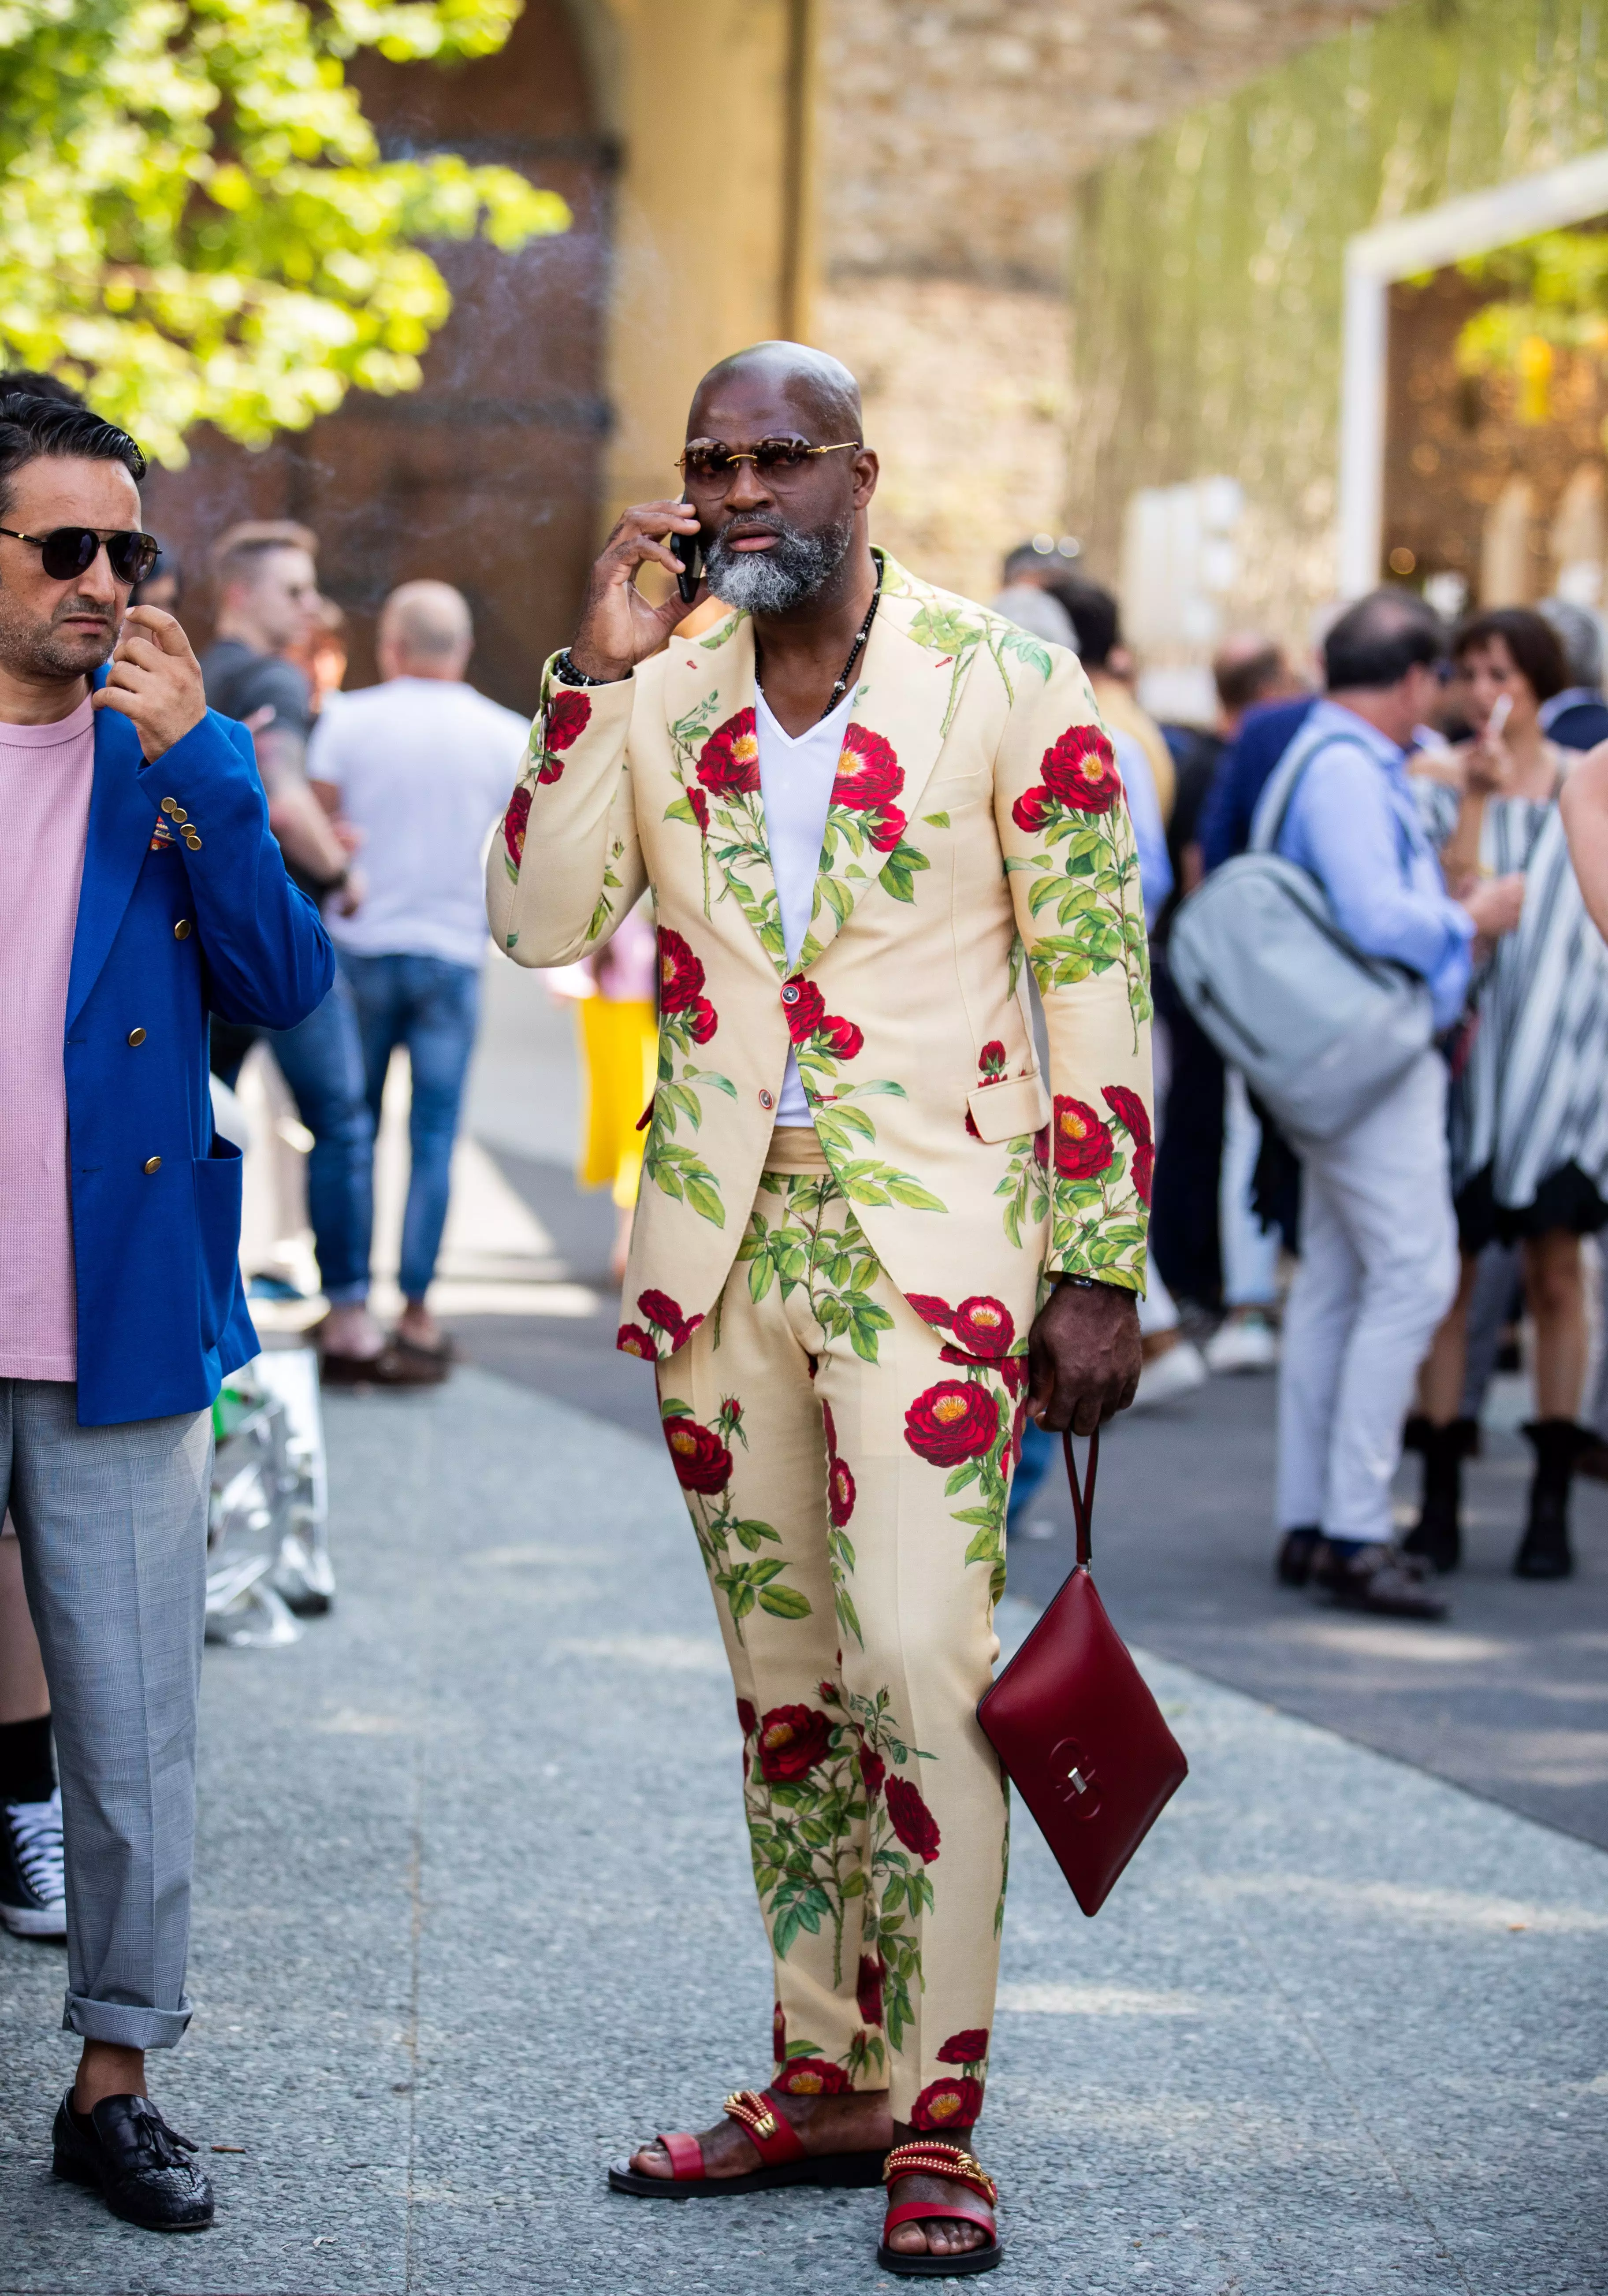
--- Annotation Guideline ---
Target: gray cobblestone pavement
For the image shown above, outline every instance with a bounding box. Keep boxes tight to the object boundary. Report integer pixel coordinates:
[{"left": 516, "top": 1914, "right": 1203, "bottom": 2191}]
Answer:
[{"left": 1, "top": 1364, "right": 1604, "bottom": 2293}]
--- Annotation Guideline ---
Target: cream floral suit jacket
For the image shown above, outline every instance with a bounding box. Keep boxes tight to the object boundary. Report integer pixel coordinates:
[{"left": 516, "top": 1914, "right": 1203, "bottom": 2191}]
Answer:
[{"left": 488, "top": 554, "right": 1153, "bottom": 1365}]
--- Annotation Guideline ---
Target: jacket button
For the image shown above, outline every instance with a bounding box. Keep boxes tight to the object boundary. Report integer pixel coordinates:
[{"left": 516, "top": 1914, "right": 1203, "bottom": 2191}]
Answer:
[
  {"left": 160, "top": 797, "right": 179, "bottom": 817},
  {"left": 173, "top": 918, "right": 191, "bottom": 940},
  {"left": 183, "top": 832, "right": 201, "bottom": 850},
  {"left": 759, "top": 1089, "right": 774, "bottom": 1110},
  {"left": 127, "top": 1026, "right": 147, "bottom": 1047},
  {"left": 781, "top": 983, "right": 800, "bottom": 1005},
  {"left": 143, "top": 1155, "right": 162, "bottom": 1174}
]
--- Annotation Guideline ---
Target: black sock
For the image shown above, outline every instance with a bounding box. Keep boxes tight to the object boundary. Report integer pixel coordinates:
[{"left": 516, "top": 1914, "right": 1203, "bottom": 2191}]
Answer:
[{"left": 0, "top": 1714, "right": 54, "bottom": 1804}]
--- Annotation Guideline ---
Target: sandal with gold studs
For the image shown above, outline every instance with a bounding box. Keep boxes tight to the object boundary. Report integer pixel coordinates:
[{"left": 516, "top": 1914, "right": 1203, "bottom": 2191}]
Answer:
[
  {"left": 607, "top": 2088, "right": 888, "bottom": 2199},
  {"left": 877, "top": 2140, "right": 1001, "bottom": 2276}
]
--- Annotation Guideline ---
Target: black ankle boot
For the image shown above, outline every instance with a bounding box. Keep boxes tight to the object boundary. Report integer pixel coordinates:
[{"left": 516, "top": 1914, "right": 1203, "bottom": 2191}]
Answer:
[
  {"left": 1403, "top": 1419, "right": 1475, "bottom": 1574},
  {"left": 1514, "top": 1419, "right": 1589, "bottom": 1580}
]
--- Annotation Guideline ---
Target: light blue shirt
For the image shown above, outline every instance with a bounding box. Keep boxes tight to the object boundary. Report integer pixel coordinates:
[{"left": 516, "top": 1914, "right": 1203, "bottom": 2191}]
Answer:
[
  {"left": 1111, "top": 728, "right": 1173, "bottom": 928},
  {"left": 1275, "top": 698, "right": 1474, "bottom": 1031}
]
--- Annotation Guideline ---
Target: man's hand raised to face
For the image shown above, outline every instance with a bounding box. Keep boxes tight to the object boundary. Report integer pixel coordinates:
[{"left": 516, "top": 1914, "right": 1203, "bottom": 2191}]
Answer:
[
  {"left": 93, "top": 606, "right": 207, "bottom": 762},
  {"left": 570, "top": 501, "right": 705, "bottom": 683},
  {"left": 1027, "top": 1278, "right": 1143, "bottom": 1438}
]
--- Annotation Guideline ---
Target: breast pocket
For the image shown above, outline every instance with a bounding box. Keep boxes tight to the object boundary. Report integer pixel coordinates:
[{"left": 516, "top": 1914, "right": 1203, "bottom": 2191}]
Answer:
[{"left": 192, "top": 1137, "right": 244, "bottom": 1351}]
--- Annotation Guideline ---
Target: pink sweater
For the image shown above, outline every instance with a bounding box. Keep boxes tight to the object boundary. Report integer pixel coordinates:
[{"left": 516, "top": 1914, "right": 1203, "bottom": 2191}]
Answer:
[{"left": 0, "top": 695, "right": 95, "bottom": 1382}]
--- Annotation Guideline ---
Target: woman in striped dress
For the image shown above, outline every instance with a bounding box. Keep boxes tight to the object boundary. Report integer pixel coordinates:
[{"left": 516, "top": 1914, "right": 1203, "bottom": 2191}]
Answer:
[{"left": 1413, "top": 607, "right": 1608, "bottom": 1580}]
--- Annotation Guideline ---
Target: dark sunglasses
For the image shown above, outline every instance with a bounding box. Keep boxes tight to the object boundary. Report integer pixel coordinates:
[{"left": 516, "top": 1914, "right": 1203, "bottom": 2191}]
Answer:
[
  {"left": 0, "top": 523, "right": 161, "bottom": 586},
  {"left": 677, "top": 437, "right": 860, "bottom": 484}
]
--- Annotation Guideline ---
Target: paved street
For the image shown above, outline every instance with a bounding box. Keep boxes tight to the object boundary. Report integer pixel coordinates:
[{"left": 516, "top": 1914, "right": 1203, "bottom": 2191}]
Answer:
[
  {"left": 3, "top": 1363, "right": 1606, "bottom": 2294},
  {"left": 1, "top": 954, "right": 1605, "bottom": 2291}
]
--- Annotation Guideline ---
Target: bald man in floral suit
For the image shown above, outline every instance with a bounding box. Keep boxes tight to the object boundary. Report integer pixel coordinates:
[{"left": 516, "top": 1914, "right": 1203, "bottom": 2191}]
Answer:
[{"left": 489, "top": 345, "right": 1150, "bottom": 2275}]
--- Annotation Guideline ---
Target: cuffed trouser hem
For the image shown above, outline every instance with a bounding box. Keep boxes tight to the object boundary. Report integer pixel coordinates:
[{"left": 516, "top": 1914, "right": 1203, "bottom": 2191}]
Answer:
[
  {"left": 322, "top": 1282, "right": 370, "bottom": 1307},
  {"left": 63, "top": 1991, "right": 193, "bottom": 2050}
]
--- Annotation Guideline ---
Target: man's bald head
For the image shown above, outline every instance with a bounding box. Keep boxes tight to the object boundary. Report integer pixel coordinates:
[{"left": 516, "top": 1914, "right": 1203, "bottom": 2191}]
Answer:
[
  {"left": 378, "top": 580, "right": 473, "bottom": 680},
  {"left": 688, "top": 342, "right": 863, "bottom": 443}
]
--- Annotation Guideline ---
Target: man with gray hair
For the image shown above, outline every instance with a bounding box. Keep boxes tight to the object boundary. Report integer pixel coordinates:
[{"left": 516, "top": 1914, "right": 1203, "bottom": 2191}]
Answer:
[
  {"left": 1537, "top": 596, "right": 1608, "bottom": 751},
  {"left": 307, "top": 581, "right": 527, "bottom": 1373}
]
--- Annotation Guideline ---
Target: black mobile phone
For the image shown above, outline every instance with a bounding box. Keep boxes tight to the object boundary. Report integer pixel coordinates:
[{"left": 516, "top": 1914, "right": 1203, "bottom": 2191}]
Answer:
[{"left": 672, "top": 510, "right": 702, "bottom": 604}]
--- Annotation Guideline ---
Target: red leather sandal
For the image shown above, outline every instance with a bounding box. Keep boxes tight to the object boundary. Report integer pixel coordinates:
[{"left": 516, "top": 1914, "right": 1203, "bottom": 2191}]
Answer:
[
  {"left": 607, "top": 2088, "right": 888, "bottom": 2199},
  {"left": 877, "top": 2140, "right": 1001, "bottom": 2276}
]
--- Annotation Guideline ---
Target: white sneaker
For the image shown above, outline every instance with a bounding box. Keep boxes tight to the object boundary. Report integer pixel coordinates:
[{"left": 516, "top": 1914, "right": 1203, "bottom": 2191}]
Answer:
[
  {"left": 1204, "top": 1311, "right": 1279, "bottom": 1375},
  {"left": 1130, "top": 1337, "right": 1209, "bottom": 1412}
]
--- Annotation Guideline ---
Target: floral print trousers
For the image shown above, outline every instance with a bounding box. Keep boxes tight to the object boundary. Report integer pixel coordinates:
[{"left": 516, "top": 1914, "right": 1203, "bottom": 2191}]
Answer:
[{"left": 654, "top": 1152, "right": 1020, "bottom": 2132}]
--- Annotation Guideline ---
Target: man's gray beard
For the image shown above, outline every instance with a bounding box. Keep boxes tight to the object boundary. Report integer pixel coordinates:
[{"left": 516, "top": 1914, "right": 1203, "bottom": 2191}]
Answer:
[
  {"left": 705, "top": 511, "right": 855, "bottom": 614},
  {"left": 0, "top": 591, "right": 116, "bottom": 683}
]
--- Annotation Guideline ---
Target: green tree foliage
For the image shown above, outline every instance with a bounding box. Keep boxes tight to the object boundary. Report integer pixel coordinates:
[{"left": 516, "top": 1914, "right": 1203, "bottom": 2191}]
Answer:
[{"left": 0, "top": 0, "right": 569, "bottom": 460}]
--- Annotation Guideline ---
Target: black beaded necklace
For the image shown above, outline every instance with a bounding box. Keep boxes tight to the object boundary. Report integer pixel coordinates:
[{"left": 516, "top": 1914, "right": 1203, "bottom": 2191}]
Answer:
[{"left": 756, "top": 562, "right": 882, "bottom": 725}]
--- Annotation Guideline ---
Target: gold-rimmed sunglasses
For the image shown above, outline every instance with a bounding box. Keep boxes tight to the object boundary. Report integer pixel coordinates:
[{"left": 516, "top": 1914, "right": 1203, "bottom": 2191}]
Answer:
[{"left": 677, "top": 437, "right": 861, "bottom": 484}]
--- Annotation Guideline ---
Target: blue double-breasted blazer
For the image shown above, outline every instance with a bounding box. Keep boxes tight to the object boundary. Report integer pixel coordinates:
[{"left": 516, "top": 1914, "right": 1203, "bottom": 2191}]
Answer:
[{"left": 65, "top": 702, "right": 334, "bottom": 1425}]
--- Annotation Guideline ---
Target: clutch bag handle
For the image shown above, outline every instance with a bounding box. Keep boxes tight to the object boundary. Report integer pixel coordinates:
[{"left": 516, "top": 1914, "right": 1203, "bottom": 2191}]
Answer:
[{"left": 1061, "top": 1425, "right": 1099, "bottom": 1570}]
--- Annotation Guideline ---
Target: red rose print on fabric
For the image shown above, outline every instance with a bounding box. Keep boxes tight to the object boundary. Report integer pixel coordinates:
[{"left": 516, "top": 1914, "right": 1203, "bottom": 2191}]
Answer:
[
  {"left": 1033, "top": 1125, "right": 1050, "bottom": 1168},
  {"left": 885, "top": 1775, "right": 942, "bottom": 1863},
  {"left": 1102, "top": 1084, "right": 1154, "bottom": 1206},
  {"left": 1053, "top": 1096, "right": 1116, "bottom": 1181},
  {"left": 1010, "top": 784, "right": 1056, "bottom": 835},
  {"left": 502, "top": 784, "right": 531, "bottom": 866},
  {"left": 937, "top": 2029, "right": 989, "bottom": 2065},
  {"left": 949, "top": 1297, "right": 1016, "bottom": 1359},
  {"left": 857, "top": 1954, "right": 886, "bottom": 2029},
  {"left": 772, "top": 2057, "right": 852, "bottom": 2096},
  {"left": 828, "top": 1454, "right": 856, "bottom": 1527},
  {"left": 999, "top": 1353, "right": 1028, "bottom": 1400},
  {"left": 615, "top": 1323, "right": 654, "bottom": 1359},
  {"left": 857, "top": 1736, "right": 886, "bottom": 1801},
  {"left": 536, "top": 688, "right": 592, "bottom": 784},
  {"left": 737, "top": 1698, "right": 758, "bottom": 1737},
  {"left": 904, "top": 1381, "right": 1001, "bottom": 1468},
  {"left": 831, "top": 724, "right": 904, "bottom": 813},
  {"left": 865, "top": 805, "right": 906, "bottom": 853},
  {"left": 904, "top": 1294, "right": 956, "bottom": 1330},
  {"left": 910, "top": 2076, "right": 984, "bottom": 2130},
  {"left": 979, "top": 1042, "right": 1006, "bottom": 1080},
  {"left": 688, "top": 787, "right": 709, "bottom": 836},
  {"left": 785, "top": 978, "right": 827, "bottom": 1043},
  {"left": 782, "top": 975, "right": 864, "bottom": 1065},
  {"left": 696, "top": 706, "right": 760, "bottom": 796},
  {"left": 757, "top": 1705, "right": 832, "bottom": 1781},
  {"left": 663, "top": 1415, "right": 732, "bottom": 1495},
  {"left": 636, "top": 1289, "right": 702, "bottom": 1351},
  {"left": 773, "top": 2002, "right": 786, "bottom": 2061},
  {"left": 658, "top": 928, "right": 718, "bottom": 1044},
  {"left": 1040, "top": 723, "right": 1122, "bottom": 813}
]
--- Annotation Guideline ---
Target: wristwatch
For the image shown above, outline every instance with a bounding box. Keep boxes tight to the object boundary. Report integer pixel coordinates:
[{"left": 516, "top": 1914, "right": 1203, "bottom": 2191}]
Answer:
[
  {"left": 1058, "top": 1273, "right": 1129, "bottom": 1294},
  {"left": 553, "top": 647, "right": 616, "bottom": 688}
]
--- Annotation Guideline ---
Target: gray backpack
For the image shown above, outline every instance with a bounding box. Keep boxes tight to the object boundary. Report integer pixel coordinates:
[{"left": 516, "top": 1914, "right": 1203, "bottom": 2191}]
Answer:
[{"left": 1168, "top": 719, "right": 1435, "bottom": 1141}]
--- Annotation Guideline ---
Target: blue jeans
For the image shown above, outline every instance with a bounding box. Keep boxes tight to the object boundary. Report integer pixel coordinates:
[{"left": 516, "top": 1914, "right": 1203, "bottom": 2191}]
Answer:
[
  {"left": 249, "top": 977, "right": 376, "bottom": 1306},
  {"left": 338, "top": 951, "right": 482, "bottom": 1303},
  {"left": 1007, "top": 1417, "right": 1057, "bottom": 1535}
]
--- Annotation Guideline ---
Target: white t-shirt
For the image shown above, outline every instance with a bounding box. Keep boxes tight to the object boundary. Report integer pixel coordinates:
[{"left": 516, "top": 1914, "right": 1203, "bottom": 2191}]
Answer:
[
  {"left": 756, "top": 686, "right": 856, "bottom": 1124},
  {"left": 309, "top": 676, "right": 529, "bottom": 967}
]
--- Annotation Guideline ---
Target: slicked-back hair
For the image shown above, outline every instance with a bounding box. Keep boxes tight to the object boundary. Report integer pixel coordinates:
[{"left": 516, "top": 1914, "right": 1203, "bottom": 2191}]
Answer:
[
  {"left": 0, "top": 369, "right": 85, "bottom": 408},
  {"left": 1323, "top": 587, "right": 1445, "bottom": 692},
  {"left": 0, "top": 392, "right": 146, "bottom": 523},
  {"left": 1452, "top": 606, "right": 1567, "bottom": 706}
]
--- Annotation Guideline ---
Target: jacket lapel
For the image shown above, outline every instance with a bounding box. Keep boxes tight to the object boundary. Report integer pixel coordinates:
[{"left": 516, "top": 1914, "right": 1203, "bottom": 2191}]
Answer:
[
  {"left": 660, "top": 607, "right": 795, "bottom": 973},
  {"left": 67, "top": 706, "right": 154, "bottom": 1029},
  {"left": 797, "top": 578, "right": 954, "bottom": 968}
]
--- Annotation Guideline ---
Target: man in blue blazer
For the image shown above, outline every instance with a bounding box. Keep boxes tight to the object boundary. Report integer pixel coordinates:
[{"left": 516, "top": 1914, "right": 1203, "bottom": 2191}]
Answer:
[{"left": 0, "top": 389, "right": 332, "bottom": 2232}]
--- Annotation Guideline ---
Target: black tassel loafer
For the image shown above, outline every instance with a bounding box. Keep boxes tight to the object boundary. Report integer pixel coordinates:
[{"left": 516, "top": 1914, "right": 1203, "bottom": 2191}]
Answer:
[{"left": 52, "top": 2092, "right": 215, "bottom": 2231}]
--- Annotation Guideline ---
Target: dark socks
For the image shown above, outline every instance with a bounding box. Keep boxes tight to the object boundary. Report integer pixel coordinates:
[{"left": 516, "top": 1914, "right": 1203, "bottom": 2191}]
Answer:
[{"left": 0, "top": 1712, "right": 54, "bottom": 1804}]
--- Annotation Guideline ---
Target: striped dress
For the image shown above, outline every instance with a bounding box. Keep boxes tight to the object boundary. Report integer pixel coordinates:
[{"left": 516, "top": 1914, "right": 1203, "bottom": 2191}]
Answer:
[{"left": 1426, "top": 769, "right": 1608, "bottom": 1212}]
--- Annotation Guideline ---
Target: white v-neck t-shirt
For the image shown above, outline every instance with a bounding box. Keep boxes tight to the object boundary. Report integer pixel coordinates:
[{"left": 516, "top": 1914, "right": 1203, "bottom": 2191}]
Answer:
[{"left": 756, "top": 685, "right": 856, "bottom": 1124}]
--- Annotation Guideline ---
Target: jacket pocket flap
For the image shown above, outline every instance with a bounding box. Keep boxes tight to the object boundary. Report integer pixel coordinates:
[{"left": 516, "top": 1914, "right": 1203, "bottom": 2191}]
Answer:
[{"left": 967, "top": 1073, "right": 1050, "bottom": 1143}]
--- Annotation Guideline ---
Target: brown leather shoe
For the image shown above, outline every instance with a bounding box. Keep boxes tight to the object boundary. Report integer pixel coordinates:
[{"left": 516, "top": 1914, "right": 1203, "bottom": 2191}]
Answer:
[{"left": 1310, "top": 1539, "right": 1448, "bottom": 1620}]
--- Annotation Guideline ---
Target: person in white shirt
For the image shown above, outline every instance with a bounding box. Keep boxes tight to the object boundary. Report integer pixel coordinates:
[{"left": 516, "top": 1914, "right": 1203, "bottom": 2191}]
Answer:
[{"left": 308, "top": 582, "right": 528, "bottom": 1373}]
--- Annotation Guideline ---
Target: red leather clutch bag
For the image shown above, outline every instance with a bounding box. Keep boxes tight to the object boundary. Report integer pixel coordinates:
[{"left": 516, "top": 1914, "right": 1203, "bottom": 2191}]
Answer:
[{"left": 977, "top": 1428, "right": 1187, "bottom": 1917}]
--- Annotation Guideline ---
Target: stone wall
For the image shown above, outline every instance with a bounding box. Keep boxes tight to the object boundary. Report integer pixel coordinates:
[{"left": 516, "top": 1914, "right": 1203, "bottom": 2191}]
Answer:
[{"left": 812, "top": 0, "right": 1407, "bottom": 605}]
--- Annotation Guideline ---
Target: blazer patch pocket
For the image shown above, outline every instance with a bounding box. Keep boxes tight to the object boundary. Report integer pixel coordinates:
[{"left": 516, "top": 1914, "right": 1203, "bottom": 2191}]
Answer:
[
  {"left": 967, "top": 1072, "right": 1050, "bottom": 1143},
  {"left": 193, "top": 1136, "right": 244, "bottom": 1350}
]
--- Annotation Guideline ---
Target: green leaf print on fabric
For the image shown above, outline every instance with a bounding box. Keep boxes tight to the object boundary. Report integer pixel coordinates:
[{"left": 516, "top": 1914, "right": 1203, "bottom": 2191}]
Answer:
[
  {"left": 736, "top": 1176, "right": 894, "bottom": 1368},
  {"left": 1009, "top": 724, "right": 1153, "bottom": 1044}
]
